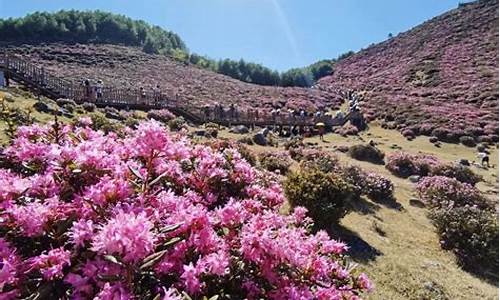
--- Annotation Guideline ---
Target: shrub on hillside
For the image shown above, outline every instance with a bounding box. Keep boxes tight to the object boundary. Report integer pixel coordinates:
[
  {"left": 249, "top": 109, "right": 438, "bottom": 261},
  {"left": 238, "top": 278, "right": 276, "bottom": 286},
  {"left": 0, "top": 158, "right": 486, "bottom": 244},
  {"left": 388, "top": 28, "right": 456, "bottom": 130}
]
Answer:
[
  {"left": 82, "top": 102, "right": 96, "bottom": 112},
  {"left": 430, "top": 163, "right": 482, "bottom": 185},
  {"left": 459, "top": 135, "right": 476, "bottom": 147},
  {"left": 284, "top": 167, "right": 354, "bottom": 226},
  {"left": 429, "top": 205, "right": 498, "bottom": 273},
  {"left": 364, "top": 173, "right": 395, "bottom": 202},
  {"left": 205, "top": 139, "right": 257, "bottom": 166},
  {"left": 348, "top": 144, "right": 385, "bottom": 164},
  {"left": 299, "top": 149, "right": 340, "bottom": 173},
  {"left": 147, "top": 109, "right": 175, "bottom": 123},
  {"left": 0, "top": 120, "right": 372, "bottom": 299},
  {"left": 88, "top": 112, "right": 122, "bottom": 133},
  {"left": 168, "top": 116, "right": 186, "bottom": 131},
  {"left": 416, "top": 176, "right": 491, "bottom": 210},
  {"left": 385, "top": 152, "right": 439, "bottom": 177},
  {"left": 258, "top": 151, "right": 292, "bottom": 174},
  {"left": 339, "top": 165, "right": 368, "bottom": 196},
  {"left": 335, "top": 123, "right": 359, "bottom": 136}
]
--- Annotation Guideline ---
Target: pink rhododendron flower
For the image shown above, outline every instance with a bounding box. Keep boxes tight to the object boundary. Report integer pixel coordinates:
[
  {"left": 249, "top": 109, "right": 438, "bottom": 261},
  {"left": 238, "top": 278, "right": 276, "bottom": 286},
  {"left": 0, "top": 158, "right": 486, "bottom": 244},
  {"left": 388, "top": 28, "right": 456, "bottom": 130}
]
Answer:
[
  {"left": 29, "top": 247, "right": 71, "bottom": 280},
  {"left": 92, "top": 210, "right": 156, "bottom": 263}
]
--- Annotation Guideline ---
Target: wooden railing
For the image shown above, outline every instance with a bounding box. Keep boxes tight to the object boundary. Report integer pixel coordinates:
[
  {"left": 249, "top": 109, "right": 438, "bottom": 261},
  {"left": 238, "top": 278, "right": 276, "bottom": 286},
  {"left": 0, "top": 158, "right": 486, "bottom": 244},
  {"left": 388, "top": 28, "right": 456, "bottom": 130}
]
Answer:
[{"left": 0, "top": 52, "right": 356, "bottom": 127}]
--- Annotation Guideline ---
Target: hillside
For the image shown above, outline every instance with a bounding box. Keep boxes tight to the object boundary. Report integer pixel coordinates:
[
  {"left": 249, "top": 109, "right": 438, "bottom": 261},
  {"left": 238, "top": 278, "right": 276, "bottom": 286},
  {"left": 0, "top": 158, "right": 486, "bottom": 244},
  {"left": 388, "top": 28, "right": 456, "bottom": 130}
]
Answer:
[
  {"left": 1, "top": 43, "right": 339, "bottom": 111},
  {"left": 317, "top": 0, "right": 499, "bottom": 142}
]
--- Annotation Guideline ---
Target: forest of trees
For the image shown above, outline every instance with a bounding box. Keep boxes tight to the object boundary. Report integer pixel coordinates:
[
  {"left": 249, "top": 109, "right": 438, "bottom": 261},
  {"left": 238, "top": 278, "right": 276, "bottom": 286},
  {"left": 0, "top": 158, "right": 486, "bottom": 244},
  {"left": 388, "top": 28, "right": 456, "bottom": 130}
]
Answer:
[
  {"left": 0, "top": 10, "right": 187, "bottom": 55},
  {"left": 0, "top": 10, "right": 355, "bottom": 87}
]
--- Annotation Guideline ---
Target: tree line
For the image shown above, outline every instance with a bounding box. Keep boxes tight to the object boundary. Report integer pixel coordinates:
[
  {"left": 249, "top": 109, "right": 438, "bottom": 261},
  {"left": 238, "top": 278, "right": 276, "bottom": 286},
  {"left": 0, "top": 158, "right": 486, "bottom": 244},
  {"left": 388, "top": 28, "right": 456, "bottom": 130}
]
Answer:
[
  {"left": 0, "top": 10, "right": 186, "bottom": 55},
  {"left": 0, "top": 10, "right": 355, "bottom": 87}
]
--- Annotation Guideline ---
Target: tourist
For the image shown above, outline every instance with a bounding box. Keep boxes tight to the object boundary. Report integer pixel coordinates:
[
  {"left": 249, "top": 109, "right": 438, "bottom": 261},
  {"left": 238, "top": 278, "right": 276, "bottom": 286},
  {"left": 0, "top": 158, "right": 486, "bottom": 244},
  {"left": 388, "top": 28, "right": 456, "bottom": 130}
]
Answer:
[
  {"left": 153, "top": 84, "right": 161, "bottom": 107},
  {"left": 96, "top": 80, "right": 103, "bottom": 100},
  {"left": 477, "top": 151, "right": 490, "bottom": 168}
]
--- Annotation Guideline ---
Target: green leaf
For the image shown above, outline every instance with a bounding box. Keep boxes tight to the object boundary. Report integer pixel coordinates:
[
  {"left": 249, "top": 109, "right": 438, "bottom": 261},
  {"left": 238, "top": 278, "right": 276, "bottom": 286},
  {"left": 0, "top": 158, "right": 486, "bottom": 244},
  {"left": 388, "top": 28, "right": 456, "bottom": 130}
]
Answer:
[
  {"left": 128, "top": 164, "right": 144, "bottom": 180},
  {"left": 140, "top": 249, "right": 168, "bottom": 270},
  {"left": 103, "top": 254, "right": 122, "bottom": 265},
  {"left": 182, "top": 292, "right": 193, "bottom": 300},
  {"left": 152, "top": 294, "right": 161, "bottom": 300},
  {"left": 97, "top": 274, "right": 122, "bottom": 282},
  {"left": 149, "top": 170, "right": 169, "bottom": 186},
  {"left": 160, "top": 223, "right": 183, "bottom": 233},
  {"left": 162, "top": 236, "right": 182, "bottom": 248},
  {"left": 208, "top": 296, "right": 219, "bottom": 300}
]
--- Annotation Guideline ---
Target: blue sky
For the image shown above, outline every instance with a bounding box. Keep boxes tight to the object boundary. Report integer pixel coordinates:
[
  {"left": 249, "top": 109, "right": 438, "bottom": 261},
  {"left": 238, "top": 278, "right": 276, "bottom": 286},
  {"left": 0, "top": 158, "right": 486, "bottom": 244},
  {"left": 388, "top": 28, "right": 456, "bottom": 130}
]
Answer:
[{"left": 0, "top": 0, "right": 463, "bottom": 71}]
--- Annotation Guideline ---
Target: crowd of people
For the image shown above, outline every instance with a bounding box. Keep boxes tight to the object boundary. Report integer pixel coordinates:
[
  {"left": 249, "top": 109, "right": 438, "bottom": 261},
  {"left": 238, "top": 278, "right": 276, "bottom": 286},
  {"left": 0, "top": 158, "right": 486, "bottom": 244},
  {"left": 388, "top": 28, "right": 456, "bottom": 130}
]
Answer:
[{"left": 82, "top": 80, "right": 167, "bottom": 107}]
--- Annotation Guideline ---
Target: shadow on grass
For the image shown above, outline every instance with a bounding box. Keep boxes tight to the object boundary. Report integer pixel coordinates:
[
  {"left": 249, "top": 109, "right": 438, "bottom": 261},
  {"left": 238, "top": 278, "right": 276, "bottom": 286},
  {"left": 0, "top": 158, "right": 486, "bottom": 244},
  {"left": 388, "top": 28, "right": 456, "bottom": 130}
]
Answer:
[
  {"left": 326, "top": 224, "right": 383, "bottom": 263},
  {"left": 349, "top": 196, "right": 381, "bottom": 215},
  {"left": 368, "top": 195, "right": 404, "bottom": 211},
  {"left": 462, "top": 261, "right": 499, "bottom": 286}
]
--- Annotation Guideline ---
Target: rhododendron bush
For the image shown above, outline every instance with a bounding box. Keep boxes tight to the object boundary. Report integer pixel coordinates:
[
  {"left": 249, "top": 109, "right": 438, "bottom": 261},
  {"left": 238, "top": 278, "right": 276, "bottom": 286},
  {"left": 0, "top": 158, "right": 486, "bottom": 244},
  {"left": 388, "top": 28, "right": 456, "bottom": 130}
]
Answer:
[{"left": 0, "top": 120, "right": 371, "bottom": 299}]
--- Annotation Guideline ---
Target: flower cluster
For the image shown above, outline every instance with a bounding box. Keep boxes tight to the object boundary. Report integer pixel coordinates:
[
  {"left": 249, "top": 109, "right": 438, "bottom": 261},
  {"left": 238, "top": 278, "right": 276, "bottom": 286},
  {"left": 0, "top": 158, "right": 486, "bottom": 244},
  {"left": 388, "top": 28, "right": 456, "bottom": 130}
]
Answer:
[
  {"left": 416, "top": 176, "right": 498, "bottom": 273},
  {"left": 385, "top": 151, "right": 441, "bottom": 178},
  {"left": 364, "top": 173, "right": 394, "bottom": 202},
  {"left": 386, "top": 151, "right": 481, "bottom": 185},
  {"left": 0, "top": 119, "right": 371, "bottom": 299}
]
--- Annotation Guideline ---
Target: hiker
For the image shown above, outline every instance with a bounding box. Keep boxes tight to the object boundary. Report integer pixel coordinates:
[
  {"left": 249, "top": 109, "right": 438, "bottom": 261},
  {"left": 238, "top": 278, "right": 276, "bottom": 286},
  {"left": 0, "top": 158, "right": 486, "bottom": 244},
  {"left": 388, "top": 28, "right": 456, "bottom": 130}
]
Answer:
[
  {"left": 153, "top": 84, "right": 161, "bottom": 107},
  {"left": 83, "top": 79, "right": 93, "bottom": 102},
  {"left": 317, "top": 123, "right": 325, "bottom": 142},
  {"left": 202, "top": 105, "right": 210, "bottom": 120},
  {"left": 229, "top": 104, "right": 236, "bottom": 120},
  {"left": 0, "top": 70, "right": 5, "bottom": 87},
  {"left": 95, "top": 80, "right": 103, "bottom": 101},
  {"left": 477, "top": 152, "right": 490, "bottom": 167},
  {"left": 138, "top": 87, "right": 147, "bottom": 105}
]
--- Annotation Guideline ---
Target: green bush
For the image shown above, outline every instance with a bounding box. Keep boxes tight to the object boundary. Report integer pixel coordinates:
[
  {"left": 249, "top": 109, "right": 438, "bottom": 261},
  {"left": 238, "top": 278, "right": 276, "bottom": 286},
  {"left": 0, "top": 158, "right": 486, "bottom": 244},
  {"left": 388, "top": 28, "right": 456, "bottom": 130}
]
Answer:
[
  {"left": 429, "top": 206, "right": 498, "bottom": 273},
  {"left": 348, "top": 144, "right": 385, "bottom": 164},
  {"left": 364, "top": 173, "right": 395, "bottom": 202},
  {"left": 284, "top": 168, "right": 354, "bottom": 226},
  {"left": 88, "top": 112, "right": 122, "bottom": 133},
  {"left": 430, "top": 164, "right": 482, "bottom": 185},
  {"left": 168, "top": 116, "right": 186, "bottom": 131},
  {"left": 258, "top": 151, "right": 292, "bottom": 174},
  {"left": 299, "top": 149, "right": 340, "bottom": 173},
  {"left": 339, "top": 165, "right": 368, "bottom": 196}
]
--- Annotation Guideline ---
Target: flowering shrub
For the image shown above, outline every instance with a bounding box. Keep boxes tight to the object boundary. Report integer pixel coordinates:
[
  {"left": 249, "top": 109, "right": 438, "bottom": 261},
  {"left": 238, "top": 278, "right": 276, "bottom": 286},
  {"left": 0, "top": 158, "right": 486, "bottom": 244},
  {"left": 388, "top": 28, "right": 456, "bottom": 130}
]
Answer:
[
  {"left": 348, "top": 144, "right": 385, "bottom": 164},
  {"left": 0, "top": 120, "right": 371, "bottom": 299},
  {"left": 258, "top": 151, "right": 293, "bottom": 174},
  {"left": 364, "top": 173, "right": 395, "bottom": 202},
  {"left": 168, "top": 116, "right": 187, "bottom": 131},
  {"left": 430, "top": 163, "right": 482, "bottom": 185},
  {"left": 429, "top": 205, "right": 498, "bottom": 272},
  {"left": 385, "top": 152, "right": 440, "bottom": 177},
  {"left": 147, "top": 109, "right": 175, "bottom": 123},
  {"left": 335, "top": 123, "right": 359, "bottom": 136},
  {"left": 459, "top": 135, "right": 476, "bottom": 147},
  {"left": 87, "top": 112, "right": 123, "bottom": 133},
  {"left": 416, "top": 176, "right": 491, "bottom": 209},
  {"left": 418, "top": 176, "right": 498, "bottom": 274},
  {"left": 294, "top": 149, "right": 340, "bottom": 173},
  {"left": 204, "top": 139, "right": 257, "bottom": 166},
  {"left": 339, "top": 165, "right": 368, "bottom": 196},
  {"left": 284, "top": 167, "right": 355, "bottom": 226}
]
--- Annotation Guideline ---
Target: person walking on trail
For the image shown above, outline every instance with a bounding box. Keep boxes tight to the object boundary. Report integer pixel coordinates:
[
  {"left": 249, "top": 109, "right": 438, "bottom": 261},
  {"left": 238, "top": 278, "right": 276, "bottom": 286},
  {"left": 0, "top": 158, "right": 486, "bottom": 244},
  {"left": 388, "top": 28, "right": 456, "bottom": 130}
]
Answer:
[
  {"left": 96, "top": 80, "right": 103, "bottom": 100},
  {"left": 153, "top": 84, "right": 161, "bottom": 107},
  {"left": 477, "top": 151, "right": 490, "bottom": 168}
]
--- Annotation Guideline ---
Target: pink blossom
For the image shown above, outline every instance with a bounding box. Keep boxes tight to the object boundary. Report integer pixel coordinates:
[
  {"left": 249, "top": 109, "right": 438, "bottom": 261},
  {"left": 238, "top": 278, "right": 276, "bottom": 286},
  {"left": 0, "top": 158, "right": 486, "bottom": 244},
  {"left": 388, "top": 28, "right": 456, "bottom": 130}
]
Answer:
[{"left": 92, "top": 210, "right": 156, "bottom": 263}]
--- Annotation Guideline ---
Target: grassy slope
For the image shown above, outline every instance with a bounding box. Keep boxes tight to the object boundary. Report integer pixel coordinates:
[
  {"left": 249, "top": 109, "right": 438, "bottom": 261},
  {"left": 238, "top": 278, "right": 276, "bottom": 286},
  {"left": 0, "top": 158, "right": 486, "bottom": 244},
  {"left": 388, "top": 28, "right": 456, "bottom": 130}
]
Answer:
[
  {"left": 218, "top": 125, "right": 498, "bottom": 299},
  {"left": 305, "top": 127, "right": 498, "bottom": 299},
  {"left": 1, "top": 88, "right": 498, "bottom": 299}
]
